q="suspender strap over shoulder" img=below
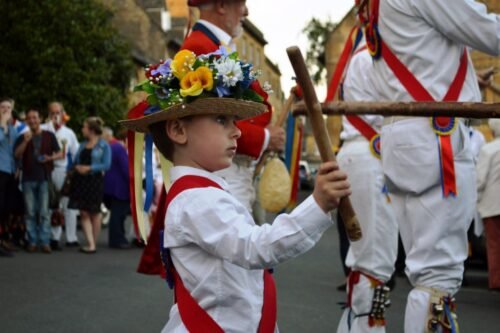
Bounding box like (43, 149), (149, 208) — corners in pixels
(162, 175), (277, 333)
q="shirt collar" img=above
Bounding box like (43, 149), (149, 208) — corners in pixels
(197, 19), (234, 50)
(170, 166), (229, 191)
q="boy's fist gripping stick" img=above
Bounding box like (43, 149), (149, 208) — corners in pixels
(287, 46), (362, 241)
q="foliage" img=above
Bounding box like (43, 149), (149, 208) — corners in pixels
(302, 17), (337, 84)
(0, 0), (134, 132)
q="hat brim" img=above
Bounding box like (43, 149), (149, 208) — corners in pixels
(120, 98), (267, 133)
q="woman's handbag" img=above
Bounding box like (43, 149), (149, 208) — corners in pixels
(61, 170), (75, 197)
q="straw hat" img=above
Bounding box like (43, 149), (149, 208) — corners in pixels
(120, 48), (269, 133)
(121, 97), (266, 133)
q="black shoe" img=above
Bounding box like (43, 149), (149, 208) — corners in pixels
(0, 245), (14, 257)
(336, 283), (347, 292)
(131, 239), (145, 248)
(66, 241), (80, 248)
(50, 240), (62, 251)
(79, 247), (97, 254)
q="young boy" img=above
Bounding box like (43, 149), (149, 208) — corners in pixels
(122, 50), (351, 332)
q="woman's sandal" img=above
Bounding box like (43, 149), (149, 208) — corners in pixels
(79, 247), (97, 254)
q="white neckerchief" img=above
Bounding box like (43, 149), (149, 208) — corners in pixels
(197, 19), (235, 51)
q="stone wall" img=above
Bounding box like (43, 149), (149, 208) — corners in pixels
(99, 0), (168, 64)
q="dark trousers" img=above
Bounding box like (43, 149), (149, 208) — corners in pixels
(107, 197), (131, 247)
(0, 171), (17, 239)
(336, 210), (350, 277)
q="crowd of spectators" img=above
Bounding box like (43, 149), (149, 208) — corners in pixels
(0, 97), (140, 257)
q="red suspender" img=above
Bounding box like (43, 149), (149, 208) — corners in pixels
(164, 175), (277, 333)
(325, 25), (362, 102)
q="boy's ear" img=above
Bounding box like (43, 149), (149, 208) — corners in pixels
(165, 119), (188, 145)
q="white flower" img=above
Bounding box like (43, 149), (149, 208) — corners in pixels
(263, 81), (274, 95)
(215, 58), (244, 87)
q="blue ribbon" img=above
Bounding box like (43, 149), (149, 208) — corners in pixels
(143, 134), (154, 213)
(444, 299), (458, 333)
(144, 105), (161, 115)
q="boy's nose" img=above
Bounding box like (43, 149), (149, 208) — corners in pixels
(232, 121), (241, 139)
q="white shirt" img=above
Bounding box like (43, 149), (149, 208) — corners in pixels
(341, 44), (383, 141)
(41, 122), (79, 169)
(476, 138), (500, 218)
(373, 0), (500, 103)
(197, 19), (235, 51)
(469, 128), (486, 163)
(162, 166), (333, 333)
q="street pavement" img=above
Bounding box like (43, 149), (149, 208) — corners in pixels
(1, 191), (499, 332)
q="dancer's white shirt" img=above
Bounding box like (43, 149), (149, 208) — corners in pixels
(162, 166), (334, 333)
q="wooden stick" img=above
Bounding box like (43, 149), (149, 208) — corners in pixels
(275, 92), (295, 127)
(292, 101), (500, 118)
(287, 46), (362, 242)
(487, 83), (500, 96)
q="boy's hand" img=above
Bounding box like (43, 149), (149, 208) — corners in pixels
(312, 161), (351, 213)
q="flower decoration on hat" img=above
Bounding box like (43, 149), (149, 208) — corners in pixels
(135, 48), (266, 113)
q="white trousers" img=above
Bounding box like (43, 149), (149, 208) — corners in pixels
(337, 139), (398, 333)
(381, 119), (475, 332)
(215, 161), (256, 213)
(50, 167), (78, 243)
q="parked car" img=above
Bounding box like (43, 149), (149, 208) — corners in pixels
(299, 160), (316, 190)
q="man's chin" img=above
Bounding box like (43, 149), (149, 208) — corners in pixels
(232, 26), (244, 39)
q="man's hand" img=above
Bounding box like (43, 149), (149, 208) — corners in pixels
(477, 67), (495, 89)
(312, 161), (351, 213)
(267, 125), (285, 152)
(23, 131), (32, 142)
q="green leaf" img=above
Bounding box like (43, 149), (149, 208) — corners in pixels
(242, 89), (264, 103)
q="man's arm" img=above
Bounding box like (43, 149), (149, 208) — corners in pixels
(410, 0), (500, 55)
(14, 132), (32, 159)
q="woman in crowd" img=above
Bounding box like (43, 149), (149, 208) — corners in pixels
(68, 117), (111, 253)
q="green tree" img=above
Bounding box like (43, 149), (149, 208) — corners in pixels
(303, 18), (337, 84)
(0, 0), (133, 131)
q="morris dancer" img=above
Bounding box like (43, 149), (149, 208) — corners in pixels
(184, 0), (285, 212)
(336, 34), (398, 333)
(122, 50), (351, 332)
(359, 0), (500, 331)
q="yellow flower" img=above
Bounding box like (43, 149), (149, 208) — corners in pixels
(195, 66), (213, 91)
(180, 71), (203, 97)
(171, 50), (196, 79)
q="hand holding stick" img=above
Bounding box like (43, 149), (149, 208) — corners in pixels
(287, 46), (362, 241)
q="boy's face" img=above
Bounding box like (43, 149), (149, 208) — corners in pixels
(177, 114), (241, 172)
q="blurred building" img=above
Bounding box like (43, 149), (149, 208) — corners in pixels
(98, 0), (170, 105)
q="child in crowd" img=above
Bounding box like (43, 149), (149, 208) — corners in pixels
(122, 49), (351, 332)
